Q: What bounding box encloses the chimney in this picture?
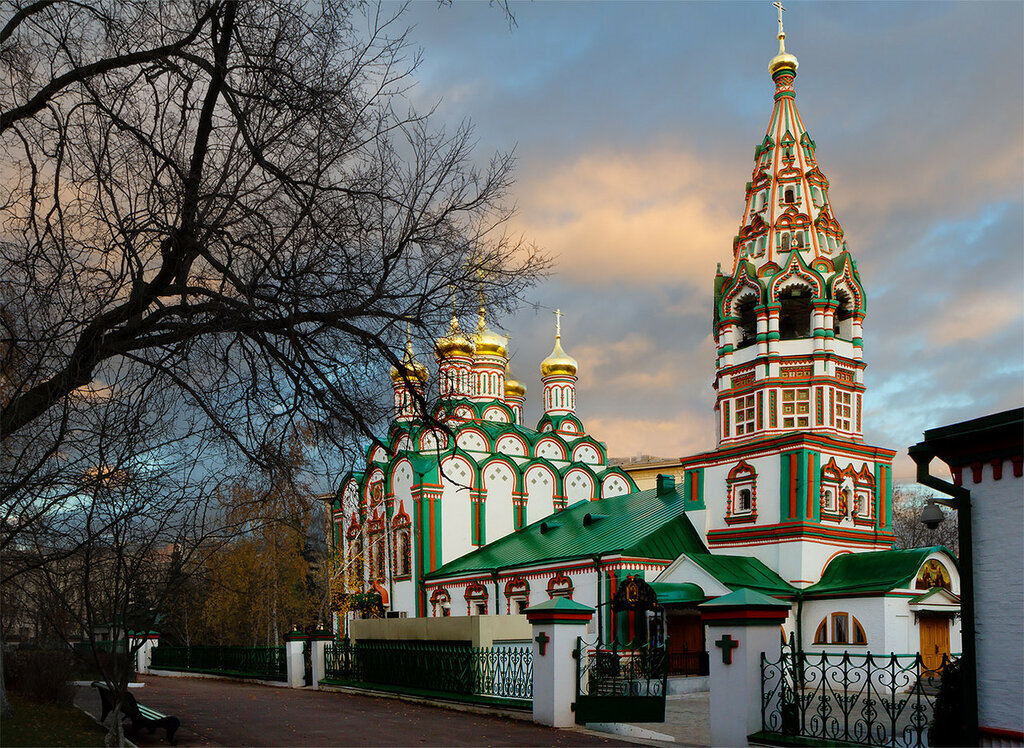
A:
[656,474,676,497]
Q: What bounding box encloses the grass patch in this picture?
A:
[0,692,106,747]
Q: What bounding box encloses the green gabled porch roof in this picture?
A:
[424,485,708,580]
[802,546,955,597]
[686,554,796,597]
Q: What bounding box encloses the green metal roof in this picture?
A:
[649,582,705,604]
[802,546,955,597]
[686,554,795,597]
[700,587,792,609]
[425,485,708,580]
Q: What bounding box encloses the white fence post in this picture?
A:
[700,588,791,747]
[525,598,595,727]
[129,631,159,675]
[284,629,308,688]
[309,628,333,689]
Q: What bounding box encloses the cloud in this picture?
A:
[510,149,740,287]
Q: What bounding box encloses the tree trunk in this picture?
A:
[0,628,11,719]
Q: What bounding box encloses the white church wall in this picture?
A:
[524,464,557,523]
[440,458,474,565]
[482,461,515,543]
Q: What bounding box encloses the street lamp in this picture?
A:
[920,498,954,530]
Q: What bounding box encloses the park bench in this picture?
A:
[92,681,180,745]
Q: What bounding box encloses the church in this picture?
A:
[326,308,638,619]
[326,17,960,665]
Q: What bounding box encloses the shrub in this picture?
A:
[4,649,76,705]
[929,658,966,747]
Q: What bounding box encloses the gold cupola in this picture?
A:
[434,314,475,358]
[504,361,526,397]
[390,336,429,383]
[540,309,578,378]
[473,307,508,358]
[768,3,798,76]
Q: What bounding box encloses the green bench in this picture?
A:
[92,681,180,745]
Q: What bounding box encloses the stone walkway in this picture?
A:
[627,693,710,746]
[75,676,632,747]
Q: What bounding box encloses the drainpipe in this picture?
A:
[492,570,502,615]
[909,448,978,746]
[593,554,604,643]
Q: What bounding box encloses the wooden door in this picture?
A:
[666,609,704,675]
[919,613,950,674]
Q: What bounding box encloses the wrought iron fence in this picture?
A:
[322,639,532,704]
[150,645,287,681]
[761,636,959,748]
[576,638,668,698]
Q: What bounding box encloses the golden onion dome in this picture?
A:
[768,28,798,77]
[473,308,508,358]
[504,361,526,398]
[390,339,429,384]
[434,315,475,358]
[540,336,578,378]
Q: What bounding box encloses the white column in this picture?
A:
[309,631,333,689]
[284,631,307,688]
[700,589,791,747]
[525,598,595,728]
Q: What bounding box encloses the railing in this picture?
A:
[322,639,532,705]
[667,650,709,677]
[150,645,287,681]
[761,638,959,748]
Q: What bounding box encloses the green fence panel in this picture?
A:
[150,645,286,681]
[323,639,532,704]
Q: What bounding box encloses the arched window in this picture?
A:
[784,187,795,204]
[738,489,752,512]
[778,287,812,339]
[781,232,791,252]
[814,613,867,645]
[833,293,854,339]
[736,296,757,349]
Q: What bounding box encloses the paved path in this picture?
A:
[75,676,631,747]
[626,693,710,747]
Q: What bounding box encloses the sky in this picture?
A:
[383,0,1024,482]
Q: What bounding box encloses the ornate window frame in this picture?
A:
[547,572,574,599]
[725,461,758,524]
[465,582,489,616]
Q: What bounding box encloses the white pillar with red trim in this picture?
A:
[699,588,791,747]
[525,597,595,727]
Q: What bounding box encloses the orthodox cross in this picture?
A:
[773,2,786,36]
[553,308,562,338]
[535,631,550,656]
[715,633,739,665]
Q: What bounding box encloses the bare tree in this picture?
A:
[890,484,959,557]
[0,0,544,730]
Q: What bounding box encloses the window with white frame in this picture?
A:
[835,390,852,430]
[735,395,756,435]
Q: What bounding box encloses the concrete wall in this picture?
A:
[349,614,532,647]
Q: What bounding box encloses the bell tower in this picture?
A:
[680,8,896,589]
[713,5,866,448]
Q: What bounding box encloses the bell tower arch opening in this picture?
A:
[778,284,812,340]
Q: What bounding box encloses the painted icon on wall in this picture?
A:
[915,559,951,590]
